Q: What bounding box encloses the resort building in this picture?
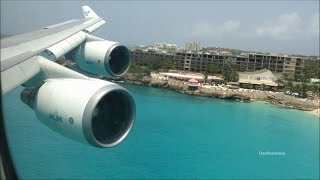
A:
[130,49,306,79]
[236,53,304,79]
[238,69,279,89]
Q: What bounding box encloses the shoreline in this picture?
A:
[305,108,320,117]
[106,73,320,118]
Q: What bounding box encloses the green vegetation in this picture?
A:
[128,64,151,75]
[140,55,162,69]
[134,55,174,72]
[282,73,294,81]
[310,84,320,96]
[159,59,174,70]
[285,81,293,92]
[222,57,238,82]
[206,64,220,74]
[278,60,320,97]
[203,72,208,83]
[303,60,320,80]
[284,81,319,98]
[272,60,320,97]
[223,70,239,82]
[204,59,239,83]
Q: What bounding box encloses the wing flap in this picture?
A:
[84,20,106,33]
[45,31,86,59]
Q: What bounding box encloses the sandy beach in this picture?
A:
[306,108,320,117]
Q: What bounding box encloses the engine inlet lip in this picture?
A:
[82,84,135,148]
[104,44,131,77]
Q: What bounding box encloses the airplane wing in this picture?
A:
[0,6,135,148]
[1,6,106,94]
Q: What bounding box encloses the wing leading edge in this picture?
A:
[1,6,105,94]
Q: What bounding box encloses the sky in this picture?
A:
[1,1,319,56]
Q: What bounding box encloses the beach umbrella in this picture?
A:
[188,78,198,83]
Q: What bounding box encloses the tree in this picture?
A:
[300,82,308,98]
[203,72,208,83]
[140,55,163,70]
[290,83,308,97]
[231,71,239,82]
[223,71,230,81]
[282,73,289,81]
[296,74,307,82]
[128,64,151,75]
[285,81,293,93]
[206,64,220,75]
[291,84,301,95]
[159,59,174,70]
[224,57,236,71]
[282,73,294,81]
[310,84,320,96]
[223,70,239,82]
[303,60,320,80]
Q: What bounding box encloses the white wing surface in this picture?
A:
[0,6,135,148]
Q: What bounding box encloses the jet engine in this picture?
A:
[70,40,131,77]
[20,78,135,148]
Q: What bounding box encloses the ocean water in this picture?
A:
[2,84,319,179]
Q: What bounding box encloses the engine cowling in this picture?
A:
[72,40,131,77]
[20,78,135,148]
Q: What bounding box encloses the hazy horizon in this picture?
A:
[1,1,319,56]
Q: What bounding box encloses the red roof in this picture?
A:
[188,78,198,83]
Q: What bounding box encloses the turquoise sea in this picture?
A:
[2,83,319,179]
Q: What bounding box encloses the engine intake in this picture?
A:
[21,78,135,148]
[71,40,131,77]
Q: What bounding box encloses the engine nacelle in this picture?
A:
[20,78,135,148]
[72,40,131,77]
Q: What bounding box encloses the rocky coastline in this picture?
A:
[105,73,320,115]
[58,60,319,116]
